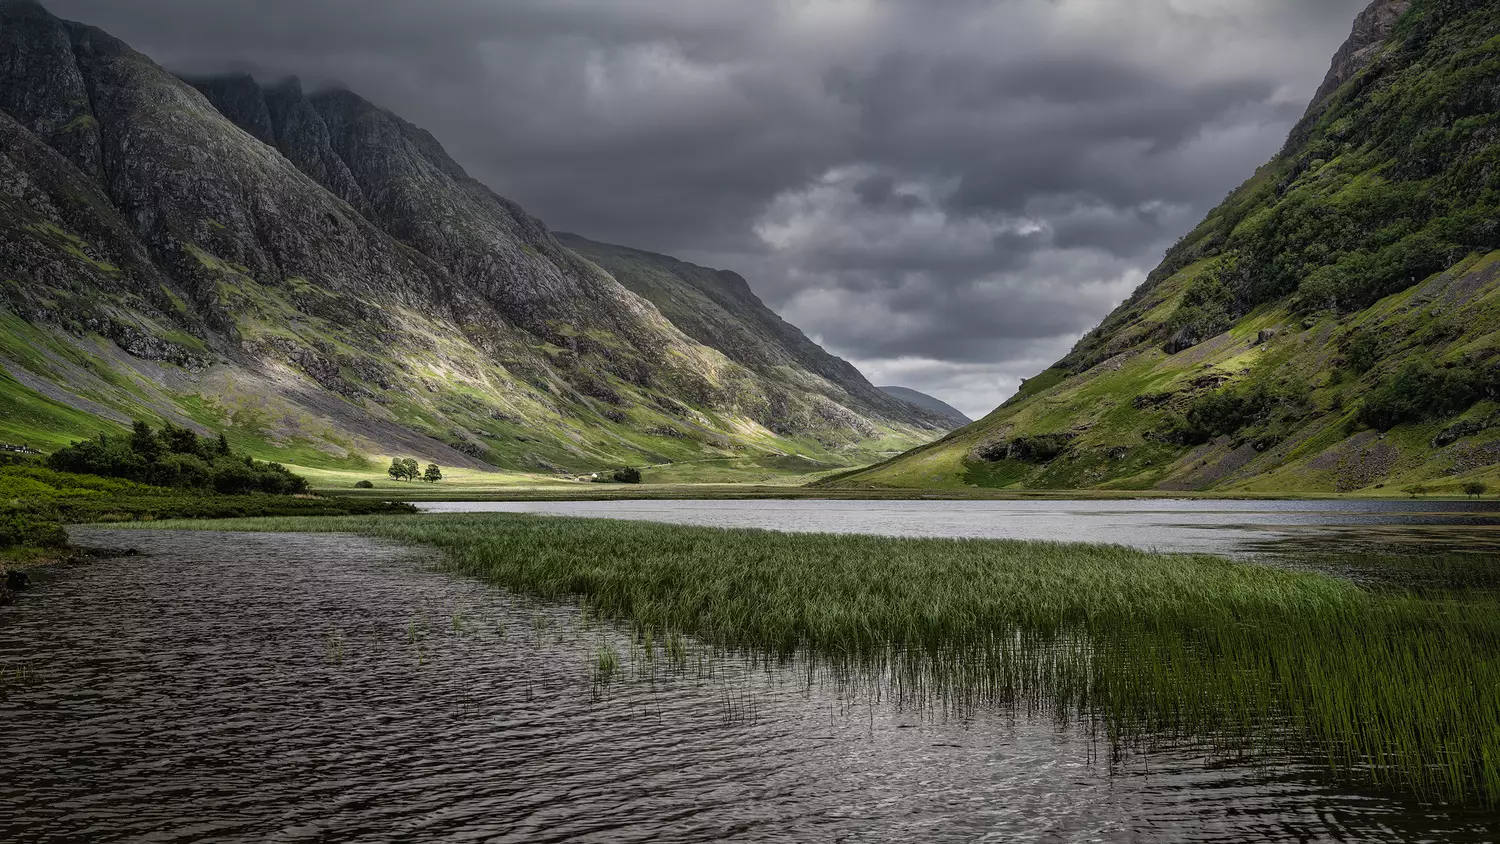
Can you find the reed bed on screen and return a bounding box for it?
[118,513,1500,805]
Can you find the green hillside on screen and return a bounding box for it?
[0,1,948,480]
[830,0,1500,496]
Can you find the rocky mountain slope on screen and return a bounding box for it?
[557,235,943,432]
[833,0,1500,495]
[875,387,971,427]
[0,0,951,476]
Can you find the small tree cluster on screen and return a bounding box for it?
[389,458,443,483]
[1463,481,1489,499]
[1358,359,1491,432]
[48,421,307,495]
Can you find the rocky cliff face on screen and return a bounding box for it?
[0,0,101,182]
[834,0,1500,495]
[1308,0,1413,112]
[0,0,946,473]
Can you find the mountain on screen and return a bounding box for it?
[832,0,1500,495]
[876,387,972,427]
[556,235,952,433]
[0,0,952,477]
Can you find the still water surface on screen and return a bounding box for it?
[1,505,1498,841]
[421,497,1500,558]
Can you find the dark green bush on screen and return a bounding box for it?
[354,480,375,489]
[0,511,68,550]
[0,465,412,553]
[1165,371,1312,446]
[47,422,309,495]
[975,433,1078,464]
[613,467,642,484]
[1163,255,1243,352]
[1344,329,1385,374]
[1358,360,1484,431]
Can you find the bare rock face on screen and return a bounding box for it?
[186,73,277,146]
[1308,0,1412,111]
[0,0,102,181]
[262,78,369,214]
[309,89,669,346]
[0,107,170,322]
[65,21,447,315]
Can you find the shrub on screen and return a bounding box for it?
[1164,371,1311,446]
[613,467,642,484]
[47,422,309,495]
[1344,329,1384,374]
[0,511,68,550]
[1163,255,1243,353]
[354,480,375,489]
[1358,360,1482,431]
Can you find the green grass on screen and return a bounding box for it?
[103,512,1500,805]
[0,464,414,570]
[638,454,861,486]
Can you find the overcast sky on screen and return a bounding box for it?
[47,0,1370,418]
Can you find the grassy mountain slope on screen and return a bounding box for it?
[0,0,944,478]
[877,387,972,427]
[558,234,956,434]
[832,0,1500,495]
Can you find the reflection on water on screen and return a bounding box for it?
[2,528,1496,842]
[419,498,1500,560]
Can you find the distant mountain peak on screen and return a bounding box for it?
[1308,0,1411,114]
[877,387,972,427]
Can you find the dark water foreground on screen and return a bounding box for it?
[1,529,1494,842]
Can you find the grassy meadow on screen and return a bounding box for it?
[105,512,1500,806]
[0,462,412,573]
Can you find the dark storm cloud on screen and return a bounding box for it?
[44,0,1373,418]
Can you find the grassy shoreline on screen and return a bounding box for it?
[0,464,414,586]
[99,512,1500,806]
[311,481,1497,503]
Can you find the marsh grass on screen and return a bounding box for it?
[0,661,39,692]
[115,513,1500,805]
[596,643,621,681]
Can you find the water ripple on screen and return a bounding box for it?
[0,528,1493,842]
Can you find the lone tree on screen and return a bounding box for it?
[613,467,642,484]
[388,458,406,481]
[1463,481,1489,499]
[423,463,443,484]
[1404,484,1430,499]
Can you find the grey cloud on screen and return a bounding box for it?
[44,0,1372,414]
